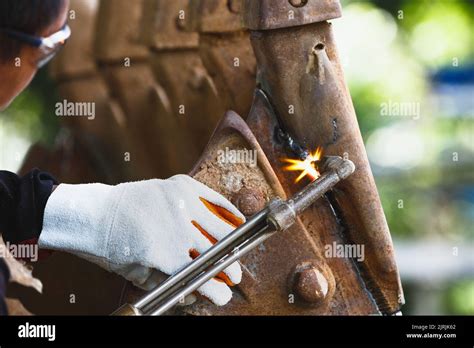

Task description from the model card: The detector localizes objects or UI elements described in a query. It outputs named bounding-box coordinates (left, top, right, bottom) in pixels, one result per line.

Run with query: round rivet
left=227, top=0, right=242, bottom=14
left=289, top=0, right=308, bottom=8
left=176, top=16, right=186, bottom=30
left=231, top=188, right=266, bottom=216
left=293, top=265, right=329, bottom=304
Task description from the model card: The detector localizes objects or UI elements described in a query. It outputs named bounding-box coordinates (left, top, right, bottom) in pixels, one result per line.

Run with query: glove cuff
left=39, top=183, right=124, bottom=268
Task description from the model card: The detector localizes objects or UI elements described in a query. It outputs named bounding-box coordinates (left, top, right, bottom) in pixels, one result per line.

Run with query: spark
left=281, top=147, right=323, bottom=183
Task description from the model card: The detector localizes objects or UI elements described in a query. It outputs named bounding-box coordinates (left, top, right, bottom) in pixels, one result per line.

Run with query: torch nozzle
left=267, top=156, right=355, bottom=231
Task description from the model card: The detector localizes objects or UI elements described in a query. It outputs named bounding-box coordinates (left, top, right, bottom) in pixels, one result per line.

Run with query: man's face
left=0, top=0, right=70, bottom=111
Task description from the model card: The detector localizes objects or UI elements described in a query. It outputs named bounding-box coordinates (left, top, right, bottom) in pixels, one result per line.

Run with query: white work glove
left=39, top=174, right=245, bottom=306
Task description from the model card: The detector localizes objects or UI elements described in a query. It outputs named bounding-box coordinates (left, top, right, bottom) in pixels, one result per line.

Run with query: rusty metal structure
left=14, top=0, right=403, bottom=315
left=187, top=0, right=256, bottom=116
left=242, top=0, right=404, bottom=314
left=128, top=0, right=404, bottom=315
left=139, top=0, right=227, bottom=176
left=115, top=155, right=356, bottom=316
left=48, top=0, right=226, bottom=181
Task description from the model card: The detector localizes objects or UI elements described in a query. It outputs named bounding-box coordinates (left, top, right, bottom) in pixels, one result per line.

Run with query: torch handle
left=128, top=208, right=269, bottom=314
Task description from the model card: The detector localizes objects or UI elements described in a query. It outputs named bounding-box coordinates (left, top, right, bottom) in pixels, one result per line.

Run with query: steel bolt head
left=289, top=0, right=308, bottom=8
left=293, top=266, right=329, bottom=304
left=227, top=0, right=242, bottom=14
left=231, top=188, right=266, bottom=216
left=175, top=15, right=186, bottom=30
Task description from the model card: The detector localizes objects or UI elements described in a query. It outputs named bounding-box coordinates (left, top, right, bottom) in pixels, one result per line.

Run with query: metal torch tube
left=150, top=225, right=273, bottom=316
left=291, top=157, right=355, bottom=215
left=134, top=208, right=269, bottom=311
left=266, top=157, right=355, bottom=232
left=289, top=172, right=341, bottom=214
left=140, top=219, right=267, bottom=314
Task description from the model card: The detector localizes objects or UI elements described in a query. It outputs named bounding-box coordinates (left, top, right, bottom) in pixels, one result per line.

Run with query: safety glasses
left=0, top=24, right=71, bottom=68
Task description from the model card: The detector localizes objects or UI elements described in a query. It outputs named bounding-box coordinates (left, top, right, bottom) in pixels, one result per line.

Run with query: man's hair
left=0, top=0, right=67, bottom=62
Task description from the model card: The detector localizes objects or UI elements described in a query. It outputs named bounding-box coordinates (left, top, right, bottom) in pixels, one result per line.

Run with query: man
left=0, top=0, right=244, bottom=315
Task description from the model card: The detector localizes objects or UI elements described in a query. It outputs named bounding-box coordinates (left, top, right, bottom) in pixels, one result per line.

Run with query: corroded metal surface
left=123, top=0, right=403, bottom=315
left=242, top=0, right=342, bottom=30
left=124, top=111, right=379, bottom=315
left=144, top=0, right=226, bottom=174
left=41, top=0, right=402, bottom=315
left=187, top=0, right=243, bottom=33
left=94, top=0, right=148, bottom=62
left=189, top=0, right=257, bottom=117
left=141, top=0, right=198, bottom=49
left=244, top=0, right=403, bottom=313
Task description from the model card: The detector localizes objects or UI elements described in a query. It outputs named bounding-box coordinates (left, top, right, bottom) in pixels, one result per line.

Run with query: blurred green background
left=0, top=0, right=473, bottom=314
left=336, top=0, right=474, bottom=315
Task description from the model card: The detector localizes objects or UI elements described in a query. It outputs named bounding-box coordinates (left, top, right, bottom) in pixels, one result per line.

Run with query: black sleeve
left=0, top=257, right=10, bottom=315
left=0, top=169, right=58, bottom=244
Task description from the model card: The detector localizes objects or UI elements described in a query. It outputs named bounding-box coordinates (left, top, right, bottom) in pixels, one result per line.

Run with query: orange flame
left=281, top=147, right=323, bottom=183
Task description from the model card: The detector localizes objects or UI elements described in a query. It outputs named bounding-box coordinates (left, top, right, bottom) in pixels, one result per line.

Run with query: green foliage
left=341, top=1, right=473, bottom=315
left=401, top=0, right=474, bottom=68
left=0, top=69, right=60, bottom=147
left=444, top=280, right=474, bottom=314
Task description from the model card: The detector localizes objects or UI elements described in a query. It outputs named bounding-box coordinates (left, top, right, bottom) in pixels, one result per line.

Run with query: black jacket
left=0, top=169, right=57, bottom=315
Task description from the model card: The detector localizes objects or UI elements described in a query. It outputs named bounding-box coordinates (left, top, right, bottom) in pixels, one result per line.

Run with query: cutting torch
left=112, top=155, right=355, bottom=315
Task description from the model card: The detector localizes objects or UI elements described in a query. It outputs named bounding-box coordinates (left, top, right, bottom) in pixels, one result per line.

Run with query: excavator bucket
left=125, top=0, right=403, bottom=315
left=15, top=0, right=403, bottom=315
